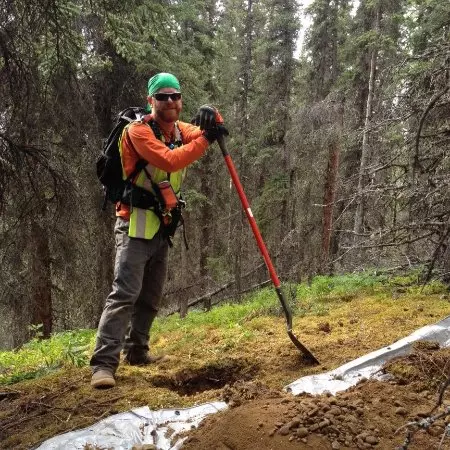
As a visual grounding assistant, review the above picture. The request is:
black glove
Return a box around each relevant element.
[192,105,222,130]
[203,124,229,144]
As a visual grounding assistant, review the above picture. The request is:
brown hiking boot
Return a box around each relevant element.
[124,349,166,366]
[91,369,116,389]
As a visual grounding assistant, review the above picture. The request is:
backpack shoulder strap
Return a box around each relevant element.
[174,121,183,146]
[146,118,163,141]
[145,118,183,147]
[121,123,147,182]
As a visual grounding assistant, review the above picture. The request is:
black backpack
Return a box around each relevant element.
[96,106,148,209]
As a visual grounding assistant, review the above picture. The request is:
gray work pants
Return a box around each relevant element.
[90,217,168,373]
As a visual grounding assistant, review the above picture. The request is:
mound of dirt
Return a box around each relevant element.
[182,345,450,450]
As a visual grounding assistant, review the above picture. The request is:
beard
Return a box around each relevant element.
[156,107,180,123]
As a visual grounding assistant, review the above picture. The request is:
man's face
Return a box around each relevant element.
[149,87,182,124]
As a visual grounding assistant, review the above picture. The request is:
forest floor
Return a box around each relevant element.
[1,289,450,449]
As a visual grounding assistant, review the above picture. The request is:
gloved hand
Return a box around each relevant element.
[203,124,229,144]
[192,105,224,130]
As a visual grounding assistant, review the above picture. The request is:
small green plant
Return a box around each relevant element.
[28,323,44,340]
[0,329,95,385]
[415,280,447,295]
[390,274,419,286]
[63,342,90,367]
[297,271,388,302]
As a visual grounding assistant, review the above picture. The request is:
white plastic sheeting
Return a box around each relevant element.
[37,315,450,450]
[285,314,450,396]
[36,402,227,450]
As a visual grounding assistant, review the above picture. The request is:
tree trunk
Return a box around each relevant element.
[234,0,254,295]
[199,151,213,311]
[279,0,295,231]
[320,139,341,273]
[353,6,380,238]
[30,219,52,338]
[179,238,189,318]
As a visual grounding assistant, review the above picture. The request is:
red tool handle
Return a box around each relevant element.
[216,135,319,364]
[222,153,281,288]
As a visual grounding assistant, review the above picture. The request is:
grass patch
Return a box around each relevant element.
[297,272,388,301]
[0,329,94,385]
[1,271,448,386]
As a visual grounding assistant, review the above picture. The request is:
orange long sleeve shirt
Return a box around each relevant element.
[117,116,209,219]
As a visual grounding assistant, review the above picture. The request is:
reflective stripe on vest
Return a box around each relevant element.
[123,121,185,239]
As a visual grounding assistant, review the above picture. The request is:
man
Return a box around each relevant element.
[90,72,226,388]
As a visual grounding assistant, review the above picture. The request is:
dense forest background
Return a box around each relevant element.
[0,0,449,349]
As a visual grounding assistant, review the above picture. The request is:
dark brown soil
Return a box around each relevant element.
[182,345,450,450]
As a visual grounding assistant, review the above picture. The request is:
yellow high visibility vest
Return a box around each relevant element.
[120,121,185,239]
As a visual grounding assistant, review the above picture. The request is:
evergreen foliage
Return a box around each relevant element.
[0,0,449,348]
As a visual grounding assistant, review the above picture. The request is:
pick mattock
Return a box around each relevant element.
[217,135,319,364]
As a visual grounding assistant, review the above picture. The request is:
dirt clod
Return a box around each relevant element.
[318,322,332,333]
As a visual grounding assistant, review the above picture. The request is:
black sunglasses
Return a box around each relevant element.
[153,92,182,101]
